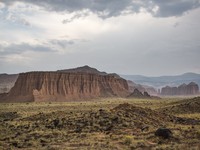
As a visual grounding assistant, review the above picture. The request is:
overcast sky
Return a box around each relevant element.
[0,0,200,76]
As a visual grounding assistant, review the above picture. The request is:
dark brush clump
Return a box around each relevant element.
[0,112,20,121]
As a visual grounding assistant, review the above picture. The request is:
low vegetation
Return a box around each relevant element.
[0,97,200,149]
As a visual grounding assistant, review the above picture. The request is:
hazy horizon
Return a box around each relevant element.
[1,65,200,77]
[0,0,200,76]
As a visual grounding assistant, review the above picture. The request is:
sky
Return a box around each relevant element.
[0,0,200,76]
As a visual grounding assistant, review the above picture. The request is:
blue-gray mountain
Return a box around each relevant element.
[121,73,200,89]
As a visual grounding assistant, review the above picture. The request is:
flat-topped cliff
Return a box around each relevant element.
[0,71,129,102]
[161,82,199,96]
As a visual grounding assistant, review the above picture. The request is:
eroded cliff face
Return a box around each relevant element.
[2,72,129,102]
[0,74,18,93]
[161,82,199,96]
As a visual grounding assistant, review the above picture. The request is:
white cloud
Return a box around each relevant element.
[0,1,199,75]
[2,54,31,63]
[5,13,30,26]
[0,2,5,9]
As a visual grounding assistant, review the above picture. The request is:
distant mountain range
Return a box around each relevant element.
[1,66,200,96]
[121,73,200,89]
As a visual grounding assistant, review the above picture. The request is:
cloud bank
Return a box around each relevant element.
[0,0,200,75]
[1,0,200,18]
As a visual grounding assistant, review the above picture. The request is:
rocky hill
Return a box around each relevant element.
[161,82,199,96]
[127,80,157,95]
[57,65,107,75]
[127,89,152,99]
[159,97,200,114]
[0,71,129,102]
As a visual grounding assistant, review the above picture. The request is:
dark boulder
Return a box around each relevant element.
[155,128,172,139]
[0,112,20,121]
[53,118,60,128]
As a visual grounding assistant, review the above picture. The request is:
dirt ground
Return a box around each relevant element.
[0,97,200,150]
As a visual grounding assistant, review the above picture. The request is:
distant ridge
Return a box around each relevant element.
[121,72,200,89]
[58,65,121,78]
[57,65,107,75]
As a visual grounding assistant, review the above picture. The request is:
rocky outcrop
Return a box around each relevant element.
[127,89,151,99]
[161,82,199,96]
[0,72,129,102]
[127,80,158,95]
[186,82,199,95]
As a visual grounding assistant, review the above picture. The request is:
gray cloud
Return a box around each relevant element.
[48,39,75,48]
[0,0,199,75]
[0,39,76,56]
[0,43,55,55]
[5,13,31,26]
[1,0,200,18]
[0,4,31,26]
[62,10,90,24]
[151,0,200,17]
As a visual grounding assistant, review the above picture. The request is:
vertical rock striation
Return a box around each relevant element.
[2,72,129,102]
[161,82,199,96]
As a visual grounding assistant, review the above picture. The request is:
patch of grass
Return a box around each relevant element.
[0,97,199,149]
[123,135,133,145]
[175,113,200,120]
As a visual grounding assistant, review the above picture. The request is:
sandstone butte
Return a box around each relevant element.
[161,82,199,96]
[0,71,129,102]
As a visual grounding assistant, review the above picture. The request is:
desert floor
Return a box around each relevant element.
[0,97,200,150]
